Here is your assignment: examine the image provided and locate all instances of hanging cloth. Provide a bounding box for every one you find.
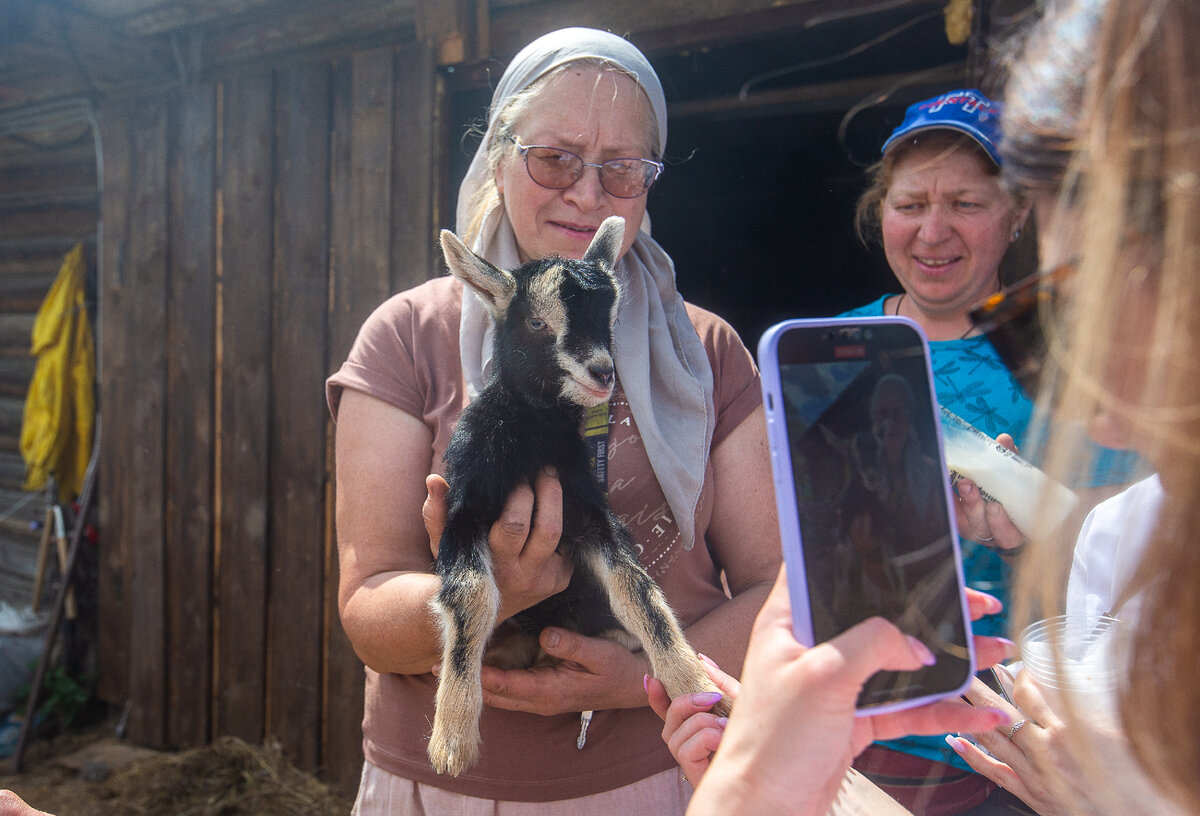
[20,243,96,502]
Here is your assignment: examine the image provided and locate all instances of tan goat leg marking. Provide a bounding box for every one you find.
[428,569,500,776]
[588,551,731,718]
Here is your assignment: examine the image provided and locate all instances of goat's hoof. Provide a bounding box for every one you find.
[428,727,480,776]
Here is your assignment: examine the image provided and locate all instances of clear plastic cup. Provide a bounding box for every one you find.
[1019,614,1123,725]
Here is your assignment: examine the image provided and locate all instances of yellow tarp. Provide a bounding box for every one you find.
[20,243,96,502]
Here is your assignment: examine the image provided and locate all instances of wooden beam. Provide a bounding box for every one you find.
[666,65,967,121]
[416,0,487,66]
[195,1,417,73]
[486,0,930,58]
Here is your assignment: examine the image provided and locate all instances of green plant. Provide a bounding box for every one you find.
[13,661,91,730]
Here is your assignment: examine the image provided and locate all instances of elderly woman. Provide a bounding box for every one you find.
[326,27,779,815]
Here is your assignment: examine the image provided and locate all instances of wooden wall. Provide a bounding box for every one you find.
[0,109,98,605]
[95,40,444,789]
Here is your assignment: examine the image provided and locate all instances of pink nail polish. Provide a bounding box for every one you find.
[945,735,966,754]
[690,691,723,707]
[905,636,937,666]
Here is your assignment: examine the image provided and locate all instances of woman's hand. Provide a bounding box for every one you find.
[425,468,574,622]
[954,432,1027,554]
[674,569,1012,816]
[646,655,737,784]
[457,626,651,714]
[950,672,1185,816]
[0,792,52,816]
[649,583,1012,794]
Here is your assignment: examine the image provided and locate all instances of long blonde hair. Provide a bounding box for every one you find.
[1005,0,1200,809]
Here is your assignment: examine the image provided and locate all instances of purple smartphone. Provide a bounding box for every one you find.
[758,317,975,714]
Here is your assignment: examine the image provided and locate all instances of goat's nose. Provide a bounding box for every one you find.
[589,362,615,388]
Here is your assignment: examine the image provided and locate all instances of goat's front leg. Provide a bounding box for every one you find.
[587,522,732,718]
[429,540,501,776]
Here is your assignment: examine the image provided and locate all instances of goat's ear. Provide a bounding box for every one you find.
[440,229,517,317]
[583,215,625,271]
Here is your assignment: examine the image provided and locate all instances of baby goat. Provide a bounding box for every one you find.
[429,216,727,777]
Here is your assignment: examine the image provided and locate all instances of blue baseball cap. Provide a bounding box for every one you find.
[881,89,1003,166]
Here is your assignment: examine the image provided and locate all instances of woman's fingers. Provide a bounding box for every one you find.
[965,588,1003,620]
[423,474,449,557]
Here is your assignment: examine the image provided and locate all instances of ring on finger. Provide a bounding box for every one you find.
[1006,719,1026,740]
[976,535,996,543]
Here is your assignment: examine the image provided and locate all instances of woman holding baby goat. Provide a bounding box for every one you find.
[326,27,780,814]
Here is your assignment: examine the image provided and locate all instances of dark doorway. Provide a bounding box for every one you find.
[447,2,983,349]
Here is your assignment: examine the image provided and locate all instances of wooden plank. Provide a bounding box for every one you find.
[124,95,170,749]
[0,395,24,439]
[214,69,275,745]
[94,93,170,746]
[199,1,416,72]
[320,52,368,794]
[0,158,98,210]
[266,59,331,773]
[0,207,97,242]
[113,0,321,36]
[0,356,36,398]
[416,0,486,65]
[0,314,36,355]
[163,80,217,750]
[390,40,438,293]
[95,96,133,711]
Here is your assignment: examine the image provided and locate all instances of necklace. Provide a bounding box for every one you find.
[891,292,977,340]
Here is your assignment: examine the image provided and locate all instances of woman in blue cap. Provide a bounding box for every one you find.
[843,90,1139,814]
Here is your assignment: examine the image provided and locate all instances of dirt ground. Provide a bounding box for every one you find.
[0,721,355,816]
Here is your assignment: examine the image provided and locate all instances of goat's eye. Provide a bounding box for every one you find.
[527,317,547,331]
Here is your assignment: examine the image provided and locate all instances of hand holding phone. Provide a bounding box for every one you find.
[758,317,975,714]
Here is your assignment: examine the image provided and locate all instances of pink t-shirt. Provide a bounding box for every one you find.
[327,275,760,801]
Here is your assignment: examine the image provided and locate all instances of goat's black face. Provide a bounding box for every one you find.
[497,256,618,408]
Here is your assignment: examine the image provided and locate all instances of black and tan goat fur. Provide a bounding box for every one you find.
[429,216,726,776]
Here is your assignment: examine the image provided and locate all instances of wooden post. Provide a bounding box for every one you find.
[416,0,488,66]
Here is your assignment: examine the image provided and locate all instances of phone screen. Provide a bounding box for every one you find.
[760,318,973,712]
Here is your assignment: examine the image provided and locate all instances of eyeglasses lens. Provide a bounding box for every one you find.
[524,146,656,198]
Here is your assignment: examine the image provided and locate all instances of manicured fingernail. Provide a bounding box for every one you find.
[906,636,937,666]
[945,735,966,754]
[690,691,723,707]
[716,717,729,728]
[643,674,651,694]
[697,653,720,669]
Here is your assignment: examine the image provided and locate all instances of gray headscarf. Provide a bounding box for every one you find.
[455,27,715,550]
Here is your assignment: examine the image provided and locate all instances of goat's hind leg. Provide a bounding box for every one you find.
[428,542,501,776]
[588,524,731,718]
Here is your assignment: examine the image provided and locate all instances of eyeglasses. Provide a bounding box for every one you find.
[505,135,663,199]
[968,260,1077,396]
